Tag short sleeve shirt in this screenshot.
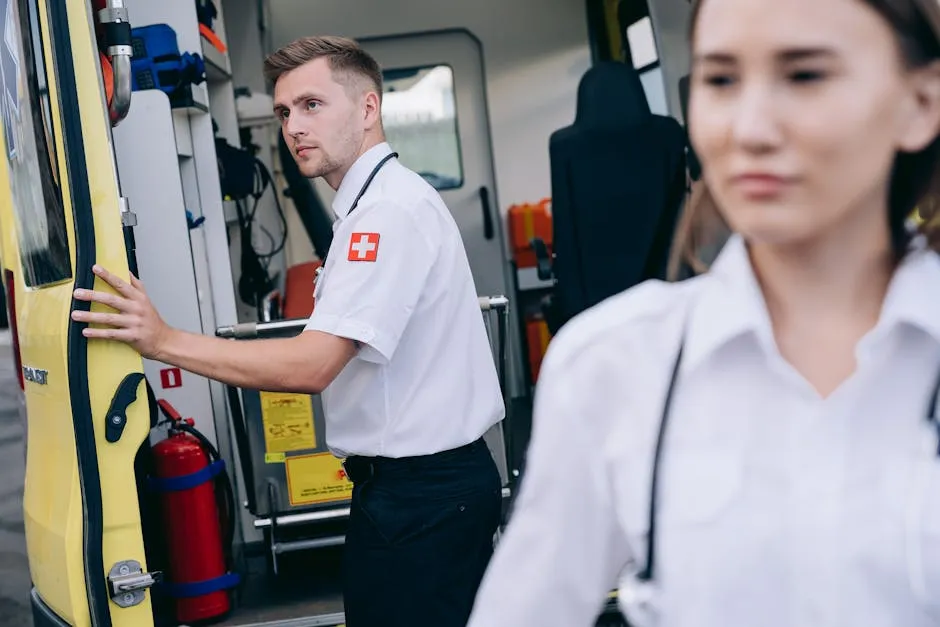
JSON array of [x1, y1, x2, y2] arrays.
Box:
[[305, 143, 504, 458]]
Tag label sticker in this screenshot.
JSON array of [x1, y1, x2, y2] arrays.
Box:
[[285, 453, 353, 506], [264, 452, 286, 464], [160, 367, 182, 389], [259, 391, 317, 454]]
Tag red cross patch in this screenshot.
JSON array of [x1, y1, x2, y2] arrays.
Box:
[[348, 232, 380, 262]]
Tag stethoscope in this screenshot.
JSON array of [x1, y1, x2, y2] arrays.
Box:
[[619, 329, 940, 625], [314, 151, 399, 284]]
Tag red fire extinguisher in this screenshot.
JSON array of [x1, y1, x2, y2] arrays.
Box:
[[150, 400, 239, 624]]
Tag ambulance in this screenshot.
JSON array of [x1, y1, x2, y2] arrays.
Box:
[[0, 0, 693, 625]]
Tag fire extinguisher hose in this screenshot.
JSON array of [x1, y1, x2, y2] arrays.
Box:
[[173, 420, 238, 569]]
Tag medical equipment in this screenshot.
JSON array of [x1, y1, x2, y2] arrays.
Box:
[[130, 24, 206, 104], [148, 400, 240, 624]]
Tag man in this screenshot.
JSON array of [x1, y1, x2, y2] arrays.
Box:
[[73, 35, 505, 627]]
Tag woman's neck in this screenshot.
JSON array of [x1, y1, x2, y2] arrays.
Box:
[[747, 213, 895, 397]]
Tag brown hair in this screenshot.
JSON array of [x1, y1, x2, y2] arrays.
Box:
[[669, 0, 940, 279], [263, 35, 383, 97]]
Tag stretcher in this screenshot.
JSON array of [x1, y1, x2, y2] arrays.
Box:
[[214, 295, 514, 578]]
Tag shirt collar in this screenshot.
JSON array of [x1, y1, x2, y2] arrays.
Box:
[[331, 142, 394, 219], [684, 234, 773, 371], [876, 236, 940, 345], [684, 234, 940, 371]]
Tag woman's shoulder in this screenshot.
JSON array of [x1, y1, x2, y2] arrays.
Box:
[[544, 275, 710, 372], [533, 276, 711, 459]]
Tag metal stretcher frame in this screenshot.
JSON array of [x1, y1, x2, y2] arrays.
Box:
[[215, 295, 515, 572]]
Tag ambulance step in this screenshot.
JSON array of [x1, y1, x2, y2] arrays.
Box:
[[216, 612, 346, 627]]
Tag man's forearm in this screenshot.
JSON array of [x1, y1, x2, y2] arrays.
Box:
[[153, 328, 353, 394]]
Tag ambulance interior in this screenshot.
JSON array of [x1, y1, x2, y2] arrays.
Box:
[[43, 0, 692, 624]]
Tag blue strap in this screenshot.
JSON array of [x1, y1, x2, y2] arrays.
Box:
[[148, 460, 225, 492], [158, 572, 241, 598]]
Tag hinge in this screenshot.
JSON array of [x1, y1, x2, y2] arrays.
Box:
[[108, 560, 162, 608], [118, 196, 137, 227]]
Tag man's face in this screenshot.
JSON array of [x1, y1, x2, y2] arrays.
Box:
[[273, 58, 368, 181]]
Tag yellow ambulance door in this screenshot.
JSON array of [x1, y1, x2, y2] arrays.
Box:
[[0, 0, 155, 625]]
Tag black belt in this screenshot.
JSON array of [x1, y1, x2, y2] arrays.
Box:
[[342, 438, 486, 484]]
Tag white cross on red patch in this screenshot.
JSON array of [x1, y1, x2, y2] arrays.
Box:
[[348, 232, 380, 262]]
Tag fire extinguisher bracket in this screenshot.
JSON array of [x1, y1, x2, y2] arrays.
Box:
[[158, 571, 242, 599], [147, 459, 226, 492]]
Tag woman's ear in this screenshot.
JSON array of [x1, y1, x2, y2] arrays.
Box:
[[898, 60, 940, 153]]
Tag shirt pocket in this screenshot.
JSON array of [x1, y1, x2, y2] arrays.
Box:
[[662, 450, 745, 527], [614, 448, 745, 543], [914, 453, 940, 614], [882, 436, 940, 615], [612, 447, 745, 617]]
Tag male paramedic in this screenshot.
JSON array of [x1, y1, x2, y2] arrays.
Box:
[[72, 35, 505, 627]]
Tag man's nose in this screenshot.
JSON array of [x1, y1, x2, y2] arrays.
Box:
[[284, 113, 306, 139]]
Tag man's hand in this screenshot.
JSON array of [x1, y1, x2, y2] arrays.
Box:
[[72, 265, 172, 360]]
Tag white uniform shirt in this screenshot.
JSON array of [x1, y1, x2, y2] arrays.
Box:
[[468, 234, 940, 626], [305, 143, 504, 459]]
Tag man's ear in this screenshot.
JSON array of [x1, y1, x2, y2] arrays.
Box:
[[898, 60, 940, 153], [363, 90, 381, 129]]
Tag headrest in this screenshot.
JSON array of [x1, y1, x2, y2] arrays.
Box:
[[574, 61, 651, 130]]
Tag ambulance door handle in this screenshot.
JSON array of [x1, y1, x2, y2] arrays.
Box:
[[104, 372, 146, 443], [479, 186, 495, 240]]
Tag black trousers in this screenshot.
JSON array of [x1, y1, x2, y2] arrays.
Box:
[[341, 438, 502, 627]]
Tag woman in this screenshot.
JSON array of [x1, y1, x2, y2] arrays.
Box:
[[466, 0, 940, 625]]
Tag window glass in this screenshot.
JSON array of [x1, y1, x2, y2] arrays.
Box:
[[382, 64, 464, 191], [626, 16, 658, 69], [0, 0, 71, 287]]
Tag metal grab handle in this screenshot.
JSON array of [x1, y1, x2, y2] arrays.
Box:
[[99, 0, 133, 126], [479, 186, 495, 240], [217, 295, 511, 340], [478, 295, 509, 311], [216, 318, 307, 339]]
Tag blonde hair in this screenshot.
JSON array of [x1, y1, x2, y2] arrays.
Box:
[[263, 35, 383, 97], [667, 181, 727, 279]]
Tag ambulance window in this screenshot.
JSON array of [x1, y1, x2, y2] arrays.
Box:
[[0, 0, 71, 288], [626, 17, 658, 70], [382, 65, 464, 190]]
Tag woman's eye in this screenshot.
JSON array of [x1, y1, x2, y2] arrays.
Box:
[[704, 74, 736, 88], [789, 69, 826, 83]]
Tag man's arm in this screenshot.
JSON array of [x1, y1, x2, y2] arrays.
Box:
[[72, 265, 356, 394], [157, 328, 356, 393]]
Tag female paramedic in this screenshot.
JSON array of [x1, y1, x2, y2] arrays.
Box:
[[467, 0, 940, 625]]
